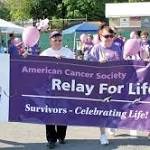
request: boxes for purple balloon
[123,39,141,57]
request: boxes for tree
[30,0,62,20]
[0,1,10,20]
[4,0,148,22]
[128,0,144,2]
[6,0,32,21]
[5,0,62,21]
[61,0,129,21]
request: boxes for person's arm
[88,45,99,61]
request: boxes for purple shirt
[141,40,150,49]
[113,38,124,49]
[84,41,94,52]
[88,42,121,62]
[113,38,124,58]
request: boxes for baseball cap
[49,31,62,38]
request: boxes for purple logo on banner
[9,56,150,131]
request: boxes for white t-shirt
[40,47,74,59]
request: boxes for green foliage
[0,2,10,20]
[128,0,144,2]
[2,0,149,22]
[61,0,129,21]
[51,16,64,29]
[6,0,32,21]
[30,0,61,20]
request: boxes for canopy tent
[0,19,24,34]
[63,22,100,34]
[63,22,100,50]
[0,19,24,52]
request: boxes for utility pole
[86,14,88,22]
[62,2,65,29]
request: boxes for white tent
[0,19,24,52]
[0,19,24,34]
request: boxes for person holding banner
[8,33,15,48]
[87,24,121,145]
[130,31,140,39]
[123,37,150,61]
[89,25,121,63]
[40,31,74,149]
[8,37,20,56]
[140,31,150,60]
[123,37,150,137]
[83,34,94,60]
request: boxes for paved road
[0,122,149,150]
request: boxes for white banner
[0,54,10,122]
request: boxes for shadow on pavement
[0,138,150,150]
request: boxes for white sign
[120,18,129,27]
[0,54,10,122]
[142,17,150,27]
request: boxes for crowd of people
[0,24,150,149]
[3,33,40,57]
[74,25,150,146]
[76,26,150,62]
[1,25,150,62]
[39,26,150,149]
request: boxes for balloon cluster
[36,18,49,32]
[123,39,141,57]
[22,19,49,47]
[22,26,40,47]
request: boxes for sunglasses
[101,34,114,39]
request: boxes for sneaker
[47,141,56,149]
[58,139,66,144]
[100,134,109,145]
[130,130,137,136]
[108,128,116,136]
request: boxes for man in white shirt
[40,31,74,59]
[40,31,74,149]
